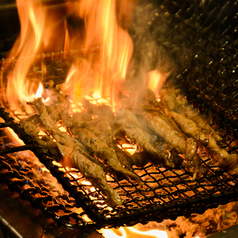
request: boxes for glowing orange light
[147,69,172,98]
[5,128,25,146]
[63,20,70,56]
[3,0,135,114]
[5,0,49,113]
[64,0,134,107]
[100,226,168,238]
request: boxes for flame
[0,1,196,236]
[63,0,133,108]
[5,0,48,112]
[2,0,134,113]
[147,70,169,97]
[64,20,70,56]
[100,226,168,238]
[7,0,47,108]
[2,0,174,114]
[5,128,25,146]
[3,2,166,235]
[3,0,66,113]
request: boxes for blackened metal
[0,184,103,238]
[0,122,14,128]
[1,109,238,229]
[0,144,34,155]
[0,107,100,229]
[0,151,97,231]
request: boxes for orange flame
[3,0,67,113]
[5,0,49,113]
[63,19,70,57]
[4,0,134,113]
[147,70,169,97]
[63,0,133,107]
[100,226,168,238]
[2,2,173,237]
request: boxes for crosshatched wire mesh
[0,0,238,230]
[0,130,96,230]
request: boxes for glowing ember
[100,226,168,238]
[119,143,137,155]
[5,127,25,146]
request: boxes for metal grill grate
[0,0,238,231]
[0,110,238,229]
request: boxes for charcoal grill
[0,0,238,235]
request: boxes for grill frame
[0,103,238,230]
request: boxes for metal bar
[0,184,103,238]
[0,144,34,155]
[0,122,13,128]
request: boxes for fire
[147,70,169,98]
[1,0,171,237]
[66,0,134,108]
[100,226,168,238]
[2,0,137,113]
[2,0,168,113]
[5,0,48,112]
[2,0,65,113]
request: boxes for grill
[0,0,238,234]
